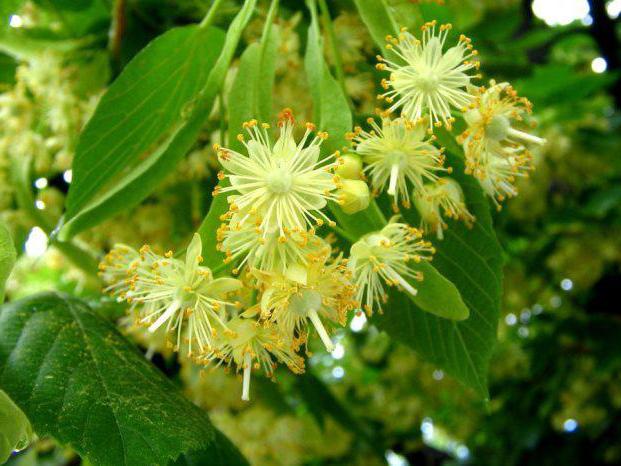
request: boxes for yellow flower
[458,81,545,206]
[200,317,304,401]
[215,109,340,239]
[256,248,355,353]
[349,219,434,315]
[349,116,449,209]
[217,209,329,274]
[99,234,242,356]
[414,178,474,239]
[377,22,480,128]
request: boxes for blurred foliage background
[2,0,621,465]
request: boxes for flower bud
[335,154,363,180]
[338,179,370,214]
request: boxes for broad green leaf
[353,0,397,51]
[0,389,32,463]
[0,293,247,466]
[62,25,225,229]
[0,220,16,302]
[376,152,503,398]
[60,0,257,238]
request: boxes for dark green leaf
[196,181,229,271]
[0,293,246,466]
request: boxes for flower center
[385,150,407,168]
[416,69,440,93]
[486,114,511,141]
[266,168,293,194]
[288,289,323,317]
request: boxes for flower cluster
[347,20,545,238]
[100,17,544,400]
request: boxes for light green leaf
[0,220,16,302]
[411,262,470,320]
[304,0,351,155]
[0,293,247,466]
[377,151,503,398]
[352,0,397,51]
[61,25,225,236]
[60,0,257,238]
[227,0,279,148]
[0,389,32,463]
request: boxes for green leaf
[227,0,279,150]
[352,0,397,51]
[60,0,257,238]
[196,182,229,271]
[0,293,247,466]
[304,0,351,155]
[376,152,503,398]
[62,25,225,232]
[1,389,32,463]
[0,219,16,302]
[411,262,470,320]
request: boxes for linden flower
[349,220,434,315]
[99,234,242,356]
[217,207,329,274]
[376,22,480,128]
[201,317,304,401]
[348,116,448,208]
[459,81,546,158]
[473,154,532,208]
[457,81,545,206]
[214,109,340,239]
[256,251,355,353]
[414,178,474,239]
